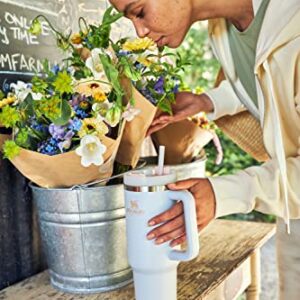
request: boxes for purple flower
[139,87,157,105]
[58,130,74,152]
[154,76,165,95]
[49,124,66,140]
[69,94,83,108]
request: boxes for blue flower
[173,84,179,94]
[74,106,89,118]
[68,118,82,132]
[2,82,10,93]
[51,64,60,75]
[38,138,60,155]
[134,62,144,70]
[117,50,131,57]
[154,76,165,95]
[30,119,48,134]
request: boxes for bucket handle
[71,159,147,190]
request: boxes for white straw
[157,146,165,175]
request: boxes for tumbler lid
[124,168,176,187]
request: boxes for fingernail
[148,220,155,226]
[155,238,164,244]
[168,183,176,189]
[147,233,155,240]
[171,242,178,248]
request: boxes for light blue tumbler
[124,169,200,300]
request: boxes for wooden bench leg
[246,249,261,300]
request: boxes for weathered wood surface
[0,220,275,300]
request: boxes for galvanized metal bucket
[30,183,132,294]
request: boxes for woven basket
[214,70,269,162]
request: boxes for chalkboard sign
[0,0,133,89]
[0,0,133,290]
[0,0,76,89]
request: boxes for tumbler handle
[167,190,200,262]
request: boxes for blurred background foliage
[175,23,275,223]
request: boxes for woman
[110,0,300,298]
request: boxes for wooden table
[0,220,275,300]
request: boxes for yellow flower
[74,78,111,96]
[92,88,107,103]
[78,117,109,139]
[71,33,82,45]
[79,100,90,109]
[0,95,16,109]
[194,86,204,95]
[122,37,156,52]
[137,55,154,67]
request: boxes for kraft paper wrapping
[116,87,157,167]
[151,120,213,164]
[10,127,124,189]
[214,69,269,162]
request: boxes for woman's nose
[134,22,150,38]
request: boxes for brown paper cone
[10,130,123,189]
[152,120,213,164]
[116,87,157,167]
[214,69,269,162]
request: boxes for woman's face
[110,0,193,48]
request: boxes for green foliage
[15,129,30,148]
[176,24,220,90]
[53,99,72,126]
[3,140,21,159]
[205,128,260,176]
[80,7,123,49]
[0,106,21,128]
[53,71,73,95]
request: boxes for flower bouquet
[0,7,136,188]
[111,38,220,166]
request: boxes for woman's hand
[147,178,216,247]
[147,92,214,136]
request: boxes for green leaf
[102,6,123,26]
[20,93,34,117]
[0,90,5,100]
[120,57,142,81]
[99,53,124,100]
[53,99,72,126]
[158,100,172,115]
[29,18,42,35]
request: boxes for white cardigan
[205,0,300,232]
